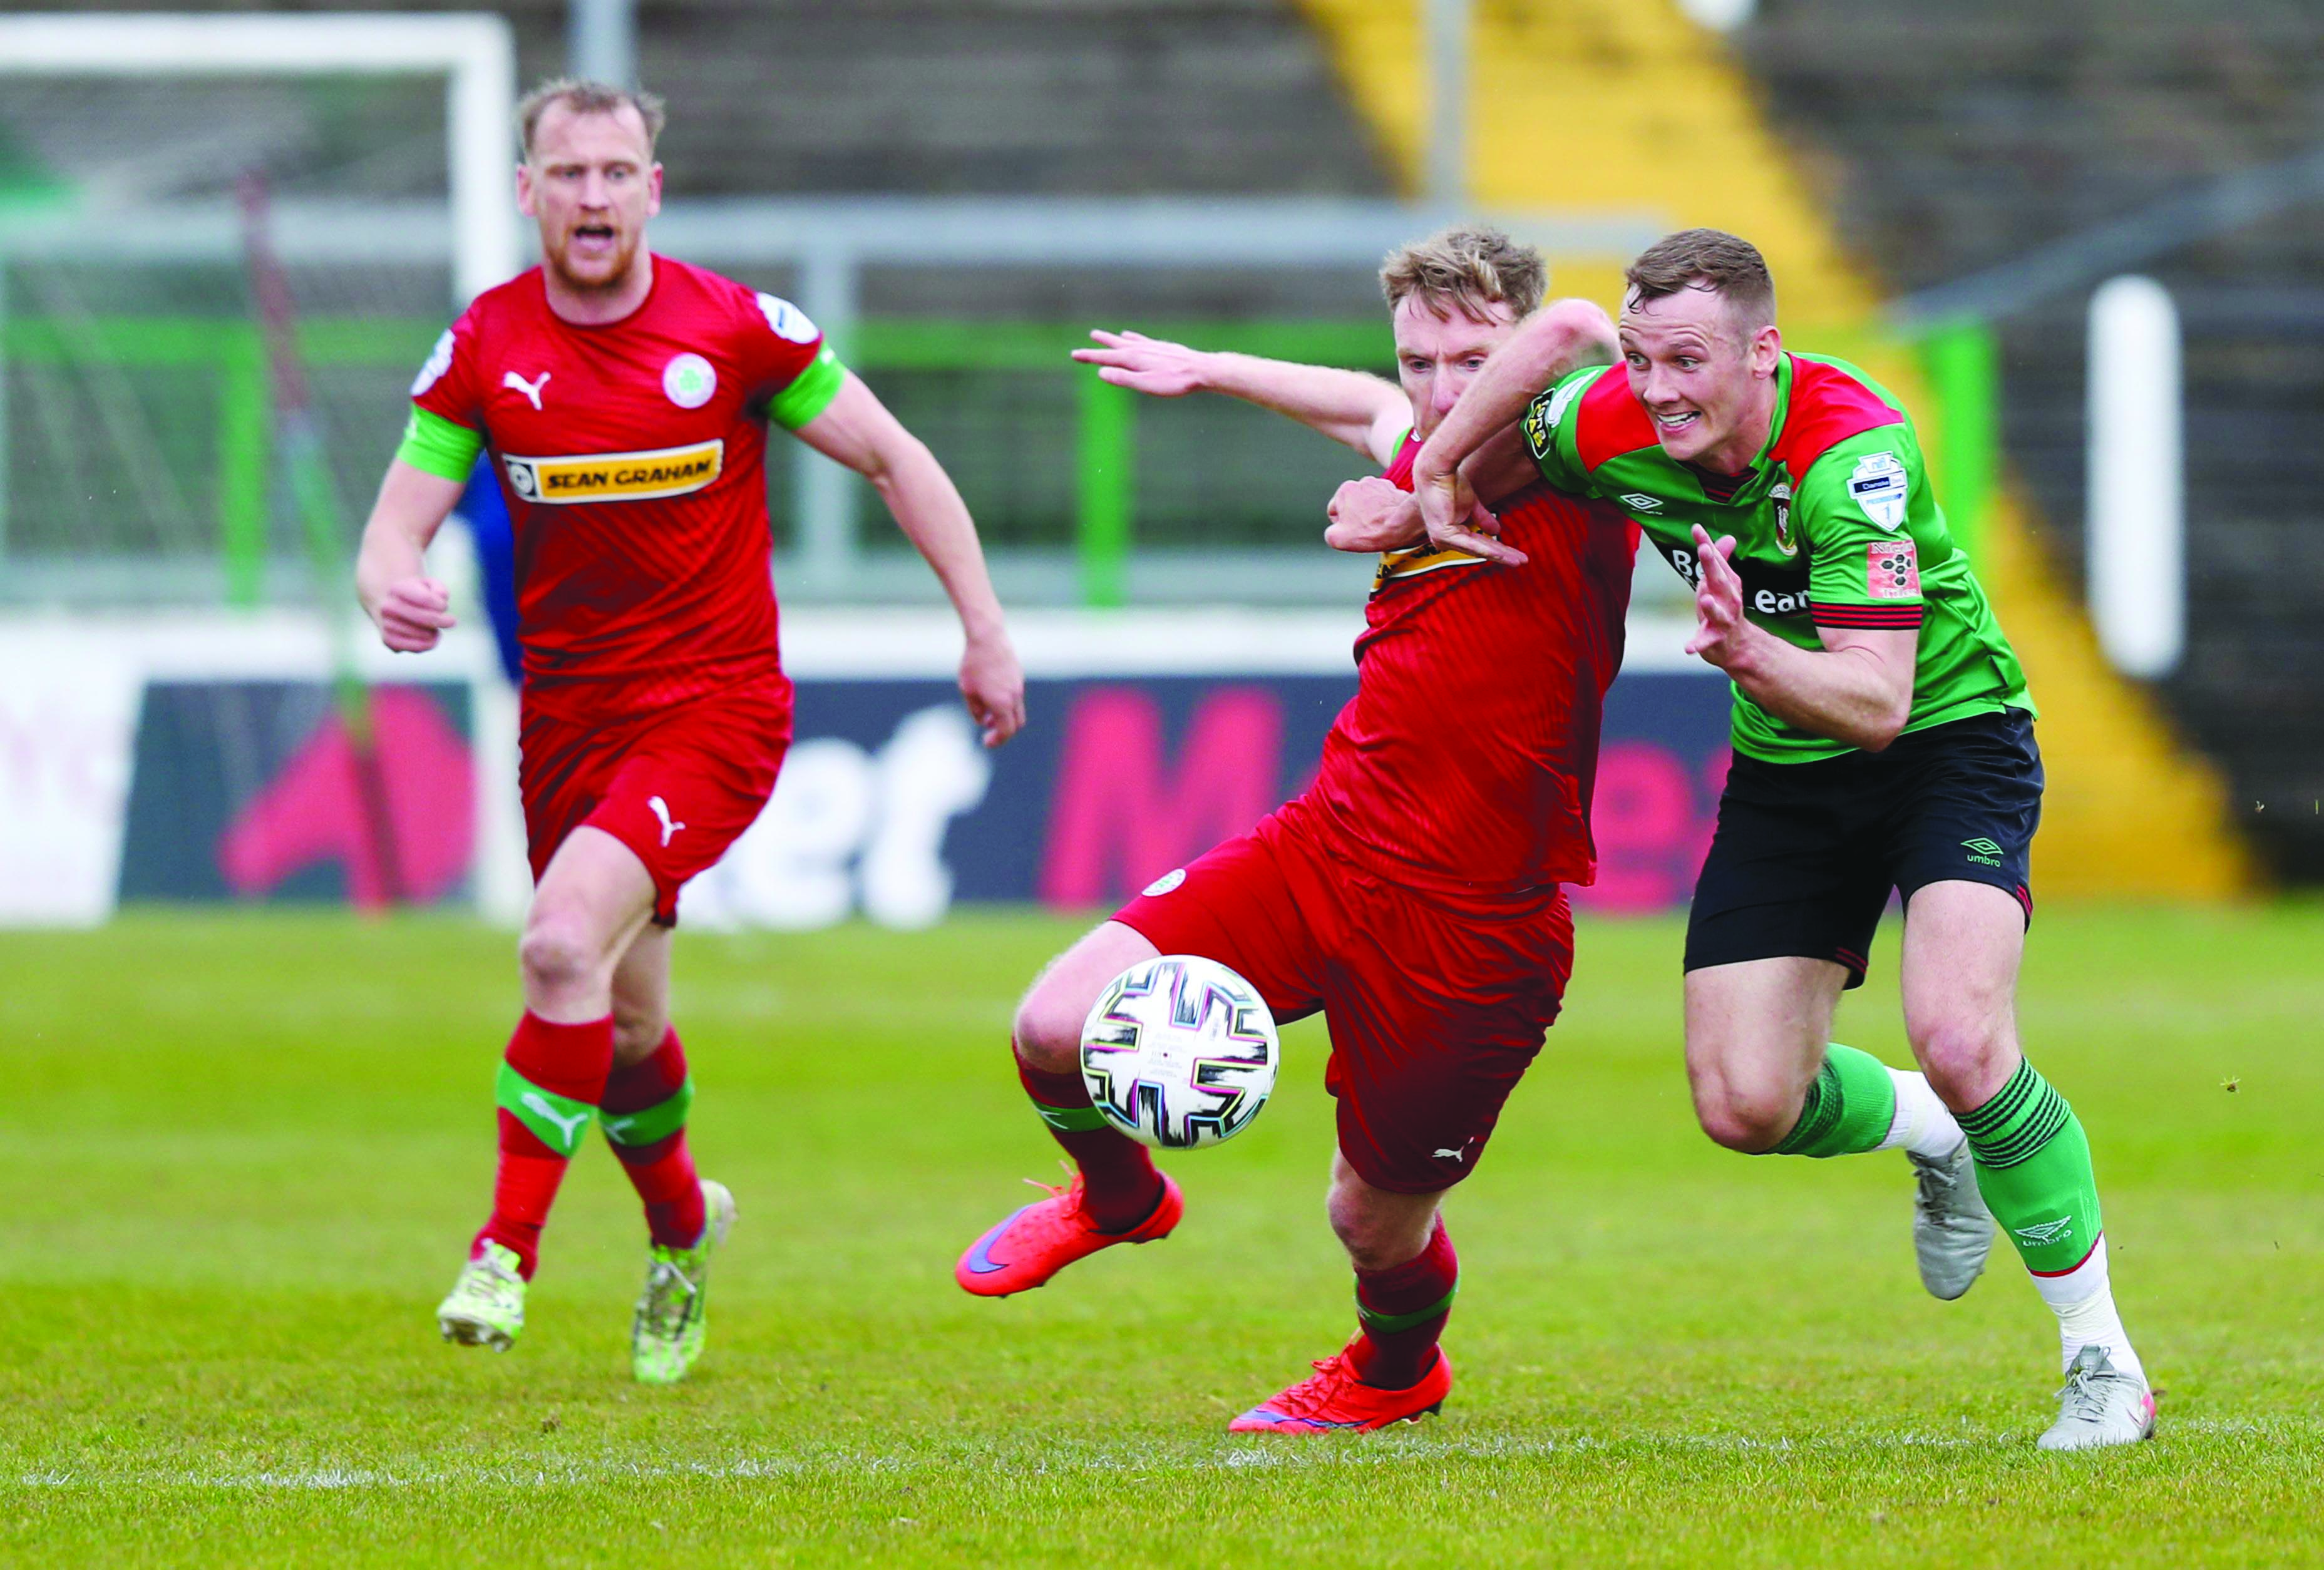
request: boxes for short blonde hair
[1379,225,1547,321]
[517,78,667,162]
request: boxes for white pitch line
[17,1418,2312,1492]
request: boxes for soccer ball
[1079,955,1280,1150]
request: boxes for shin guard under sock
[1017,1054,1161,1233]
[1349,1219,1458,1390]
[602,1026,706,1249]
[478,1011,614,1278]
[1771,1044,1901,1157]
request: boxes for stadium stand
[1736,0,2324,877]
[1297,0,2251,898]
[23,0,1386,200]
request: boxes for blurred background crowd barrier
[2,0,2313,928]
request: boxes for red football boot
[1226,1343,1453,1434]
[954,1171,1183,1297]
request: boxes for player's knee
[518,916,602,998]
[1693,1083,1795,1154]
[1010,974,1089,1075]
[1911,1018,2012,1107]
[1326,1172,1431,1273]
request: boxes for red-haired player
[954,228,1632,1432]
[356,80,1024,1383]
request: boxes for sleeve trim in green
[397,407,483,481]
[767,347,845,430]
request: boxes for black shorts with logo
[1683,707,2041,989]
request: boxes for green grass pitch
[4,903,2321,1565]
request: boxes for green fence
[0,312,1999,605]
[0,315,1394,607]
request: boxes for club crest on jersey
[501,439,724,503]
[1771,481,1798,557]
[1849,451,1909,530]
[662,352,718,409]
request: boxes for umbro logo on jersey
[1617,492,1664,513]
[1962,838,2005,866]
[501,439,724,504]
[2014,1217,2074,1247]
[501,370,550,410]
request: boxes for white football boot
[2038,1345,2156,1451]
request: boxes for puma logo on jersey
[519,1092,590,1149]
[502,370,550,410]
[649,796,686,847]
[1434,1146,1466,1162]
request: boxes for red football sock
[602,1026,706,1249]
[1016,1053,1162,1233]
[1348,1217,1458,1390]
[475,1010,615,1280]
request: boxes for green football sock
[1770,1043,1898,1157]
[1958,1059,2102,1275]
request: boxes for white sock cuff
[1879,1068,1965,1159]
[2031,1233,2112,1310]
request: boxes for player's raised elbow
[1528,297,1619,369]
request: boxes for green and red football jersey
[1523,352,2031,763]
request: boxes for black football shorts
[1682,707,2042,988]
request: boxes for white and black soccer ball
[1079,955,1280,1151]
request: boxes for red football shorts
[518,674,793,925]
[1113,809,1573,1194]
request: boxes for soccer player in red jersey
[354,80,1026,1382]
[953,228,1633,1432]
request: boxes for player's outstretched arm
[1410,299,1619,560]
[356,458,466,654]
[1072,330,1409,464]
[793,372,1027,747]
[1684,525,1917,751]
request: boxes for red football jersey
[411,257,830,718]
[1282,436,1638,904]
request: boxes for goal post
[0,11,522,305]
[0,12,530,924]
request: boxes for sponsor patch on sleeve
[757,292,820,345]
[1849,451,1910,530]
[409,328,456,397]
[1522,379,1585,461]
[1868,539,1921,600]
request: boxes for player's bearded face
[1619,286,1780,471]
[1392,295,1518,441]
[518,104,662,294]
